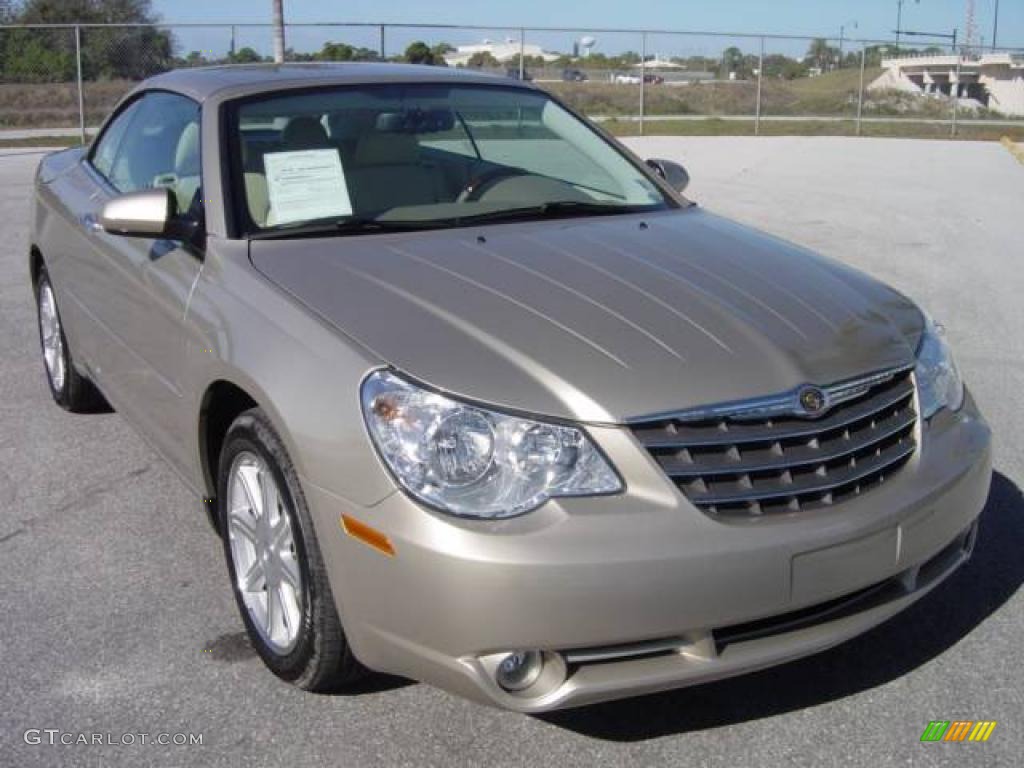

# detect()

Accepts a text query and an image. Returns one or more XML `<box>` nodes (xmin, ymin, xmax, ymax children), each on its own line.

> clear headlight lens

<box><xmin>915</xmin><ymin>316</ymin><xmax>964</xmax><ymax>419</ymax></box>
<box><xmin>361</xmin><ymin>371</ymin><xmax>622</xmax><ymax>518</ymax></box>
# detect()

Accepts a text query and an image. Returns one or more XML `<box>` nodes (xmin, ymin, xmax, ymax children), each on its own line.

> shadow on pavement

<box><xmin>330</xmin><ymin>673</ymin><xmax>414</xmax><ymax>696</ymax></box>
<box><xmin>540</xmin><ymin>470</ymin><xmax>1023</xmax><ymax>741</ymax></box>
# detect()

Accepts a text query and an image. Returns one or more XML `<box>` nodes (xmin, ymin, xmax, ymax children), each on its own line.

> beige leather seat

<box><xmin>240</xmin><ymin>133</ymin><xmax>271</xmax><ymax>226</ymax></box>
<box><xmin>347</xmin><ymin>132</ymin><xmax>443</xmax><ymax>212</ymax></box>
<box><xmin>281</xmin><ymin>116</ymin><xmax>331</xmax><ymax>149</ymax></box>
<box><xmin>326</xmin><ymin>109</ymin><xmax>377</xmax><ymax>163</ymax></box>
<box><xmin>245</xmin><ymin>172</ymin><xmax>270</xmax><ymax>227</ymax></box>
<box><xmin>172</xmin><ymin>121</ymin><xmax>201</xmax><ymax>215</ymax></box>
<box><xmin>245</xmin><ymin>117</ymin><xmax>337</xmax><ymax>227</ymax></box>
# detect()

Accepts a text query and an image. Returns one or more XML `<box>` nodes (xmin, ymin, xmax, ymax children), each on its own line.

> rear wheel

<box><xmin>35</xmin><ymin>267</ymin><xmax>103</xmax><ymax>412</ymax></box>
<box><xmin>218</xmin><ymin>408</ymin><xmax>366</xmax><ymax>690</ymax></box>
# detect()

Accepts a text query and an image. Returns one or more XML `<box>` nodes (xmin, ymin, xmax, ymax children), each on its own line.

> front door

<box><xmin>71</xmin><ymin>90</ymin><xmax>205</xmax><ymax>476</ymax></box>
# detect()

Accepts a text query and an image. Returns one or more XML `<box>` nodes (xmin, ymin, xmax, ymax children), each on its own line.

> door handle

<box><xmin>80</xmin><ymin>213</ymin><xmax>104</xmax><ymax>233</ymax></box>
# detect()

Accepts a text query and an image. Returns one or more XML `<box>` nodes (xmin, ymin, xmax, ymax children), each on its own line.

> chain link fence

<box><xmin>1</xmin><ymin>21</ymin><xmax>1022</xmax><ymax>142</ymax></box>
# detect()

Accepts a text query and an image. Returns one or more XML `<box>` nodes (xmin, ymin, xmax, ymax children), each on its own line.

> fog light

<box><xmin>495</xmin><ymin>650</ymin><xmax>543</xmax><ymax>692</ymax></box>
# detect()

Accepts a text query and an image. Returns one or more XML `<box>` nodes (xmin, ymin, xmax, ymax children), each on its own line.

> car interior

<box><xmin>97</xmin><ymin>103</ymin><xmax>203</xmax><ymax>219</ymax></box>
<box><xmin>239</xmin><ymin>106</ymin><xmax>600</xmax><ymax>229</ymax></box>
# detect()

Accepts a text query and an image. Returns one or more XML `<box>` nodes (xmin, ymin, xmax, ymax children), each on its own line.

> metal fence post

<box><xmin>519</xmin><ymin>28</ymin><xmax>525</xmax><ymax>80</ymax></box>
<box><xmin>379</xmin><ymin>24</ymin><xmax>385</xmax><ymax>60</ymax></box>
<box><xmin>755</xmin><ymin>36</ymin><xmax>764</xmax><ymax>136</ymax></box>
<box><xmin>74</xmin><ymin>24</ymin><xmax>86</xmax><ymax>145</ymax></box>
<box><xmin>639</xmin><ymin>32</ymin><xmax>646</xmax><ymax>136</ymax></box>
<box><xmin>856</xmin><ymin>46</ymin><xmax>866</xmax><ymax>136</ymax></box>
<box><xmin>951</xmin><ymin>52</ymin><xmax>961</xmax><ymax>137</ymax></box>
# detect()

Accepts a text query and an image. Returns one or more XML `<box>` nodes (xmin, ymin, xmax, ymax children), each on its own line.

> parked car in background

<box><xmin>561</xmin><ymin>68</ymin><xmax>587</xmax><ymax>82</ymax></box>
<box><xmin>643</xmin><ymin>73</ymin><xmax>665</xmax><ymax>84</ymax></box>
<box><xmin>613</xmin><ymin>72</ymin><xmax>641</xmax><ymax>84</ymax></box>
<box><xmin>505</xmin><ymin>68</ymin><xmax>533</xmax><ymax>81</ymax></box>
<box><xmin>31</xmin><ymin>63</ymin><xmax>991</xmax><ymax>713</ymax></box>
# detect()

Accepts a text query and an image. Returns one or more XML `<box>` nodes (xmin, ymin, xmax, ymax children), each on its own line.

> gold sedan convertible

<box><xmin>30</xmin><ymin>63</ymin><xmax>991</xmax><ymax>711</ymax></box>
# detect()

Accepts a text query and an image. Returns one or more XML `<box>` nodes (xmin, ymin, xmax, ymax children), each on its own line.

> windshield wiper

<box><xmin>248</xmin><ymin>216</ymin><xmax>444</xmax><ymax>241</ymax></box>
<box><xmin>248</xmin><ymin>202</ymin><xmax>655</xmax><ymax>240</ymax></box>
<box><xmin>449</xmin><ymin>201</ymin><xmax>654</xmax><ymax>226</ymax></box>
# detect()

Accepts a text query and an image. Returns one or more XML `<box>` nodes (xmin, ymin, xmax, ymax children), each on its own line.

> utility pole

<box><xmin>639</xmin><ymin>32</ymin><xmax>646</xmax><ymax>136</ymax></box>
<box><xmin>75</xmin><ymin>25</ymin><xmax>85</xmax><ymax>145</ymax></box>
<box><xmin>992</xmin><ymin>0</ymin><xmax>1000</xmax><ymax>50</ymax></box>
<box><xmin>965</xmin><ymin>0</ymin><xmax>977</xmax><ymax>53</ymax></box>
<box><xmin>856</xmin><ymin>46</ymin><xmax>866</xmax><ymax>136</ymax></box>
<box><xmin>272</xmin><ymin>0</ymin><xmax>286</xmax><ymax>64</ymax></box>
<box><xmin>755</xmin><ymin>37</ymin><xmax>763</xmax><ymax>136</ymax></box>
<box><xmin>839</xmin><ymin>20</ymin><xmax>857</xmax><ymax>67</ymax></box>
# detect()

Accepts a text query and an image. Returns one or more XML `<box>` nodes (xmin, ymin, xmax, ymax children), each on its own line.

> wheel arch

<box><xmin>29</xmin><ymin>245</ymin><xmax>44</xmax><ymax>288</ymax></box>
<box><xmin>198</xmin><ymin>379</ymin><xmax>259</xmax><ymax>533</ymax></box>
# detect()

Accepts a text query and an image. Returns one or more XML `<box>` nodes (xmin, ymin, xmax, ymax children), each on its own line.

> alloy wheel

<box><xmin>226</xmin><ymin>451</ymin><xmax>305</xmax><ymax>654</ymax></box>
<box><xmin>38</xmin><ymin>281</ymin><xmax>65</xmax><ymax>393</ymax></box>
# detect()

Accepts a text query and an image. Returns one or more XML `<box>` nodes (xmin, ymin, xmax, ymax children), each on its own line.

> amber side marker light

<box><xmin>340</xmin><ymin>514</ymin><xmax>396</xmax><ymax>557</ymax></box>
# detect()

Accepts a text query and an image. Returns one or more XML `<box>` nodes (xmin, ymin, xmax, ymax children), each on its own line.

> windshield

<box><xmin>230</xmin><ymin>83</ymin><xmax>670</xmax><ymax>236</ymax></box>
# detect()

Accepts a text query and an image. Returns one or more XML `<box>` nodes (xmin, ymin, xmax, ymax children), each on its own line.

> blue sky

<box><xmin>152</xmin><ymin>1</ymin><xmax>1024</xmax><ymax>58</ymax></box>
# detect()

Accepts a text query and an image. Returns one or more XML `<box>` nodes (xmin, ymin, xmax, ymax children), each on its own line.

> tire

<box><xmin>35</xmin><ymin>266</ymin><xmax>104</xmax><ymax>413</ymax></box>
<box><xmin>217</xmin><ymin>407</ymin><xmax>366</xmax><ymax>691</ymax></box>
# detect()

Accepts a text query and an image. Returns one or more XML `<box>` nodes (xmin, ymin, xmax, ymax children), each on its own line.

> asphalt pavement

<box><xmin>1</xmin><ymin>137</ymin><xmax>1021</xmax><ymax>767</ymax></box>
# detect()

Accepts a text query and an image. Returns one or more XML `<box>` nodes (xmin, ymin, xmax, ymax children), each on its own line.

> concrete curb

<box><xmin>1001</xmin><ymin>136</ymin><xmax>1024</xmax><ymax>166</ymax></box>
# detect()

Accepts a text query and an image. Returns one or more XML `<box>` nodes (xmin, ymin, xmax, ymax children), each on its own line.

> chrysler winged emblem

<box><xmin>798</xmin><ymin>386</ymin><xmax>829</xmax><ymax>417</ymax></box>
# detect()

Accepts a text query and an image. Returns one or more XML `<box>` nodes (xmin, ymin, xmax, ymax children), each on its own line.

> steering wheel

<box><xmin>455</xmin><ymin>167</ymin><xmax>529</xmax><ymax>203</ymax></box>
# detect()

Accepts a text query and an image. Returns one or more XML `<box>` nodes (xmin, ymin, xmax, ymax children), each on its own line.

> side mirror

<box><xmin>646</xmin><ymin>158</ymin><xmax>690</xmax><ymax>194</ymax></box>
<box><xmin>98</xmin><ymin>187</ymin><xmax>198</xmax><ymax>241</ymax></box>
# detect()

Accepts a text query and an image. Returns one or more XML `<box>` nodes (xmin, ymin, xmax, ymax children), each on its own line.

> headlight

<box><xmin>915</xmin><ymin>316</ymin><xmax>964</xmax><ymax>419</ymax></box>
<box><xmin>361</xmin><ymin>370</ymin><xmax>622</xmax><ymax>518</ymax></box>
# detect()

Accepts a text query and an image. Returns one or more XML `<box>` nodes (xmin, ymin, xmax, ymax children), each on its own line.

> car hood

<box><xmin>249</xmin><ymin>208</ymin><xmax>923</xmax><ymax>423</ymax></box>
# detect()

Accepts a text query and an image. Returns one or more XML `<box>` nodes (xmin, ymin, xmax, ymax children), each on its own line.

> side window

<box><xmin>90</xmin><ymin>99</ymin><xmax>142</xmax><ymax>181</ymax></box>
<box><xmin>95</xmin><ymin>92</ymin><xmax>202</xmax><ymax>216</ymax></box>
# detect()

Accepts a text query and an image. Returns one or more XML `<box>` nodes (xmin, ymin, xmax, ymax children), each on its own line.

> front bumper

<box><xmin>305</xmin><ymin>393</ymin><xmax>991</xmax><ymax>712</ymax></box>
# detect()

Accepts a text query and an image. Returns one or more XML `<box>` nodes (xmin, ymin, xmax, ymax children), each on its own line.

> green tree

<box><xmin>466</xmin><ymin>51</ymin><xmax>500</xmax><ymax>68</ymax></box>
<box><xmin>430</xmin><ymin>42</ymin><xmax>454</xmax><ymax>60</ymax></box>
<box><xmin>863</xmin><ymin>45</ymin><xmax>892</xmax><ymax>67</ymax></box>
<box><xmin>806</xmin><ymin>37</ymin><xmax>840</xmax><ymax>72</ymax></box>
<box><xmin>404</xmin><ymin>41</ymin><xmax>440</xmax><ymax>66</ymax></box>
<box><xmin>230</xmin><ymin>46</ymin><xmax>264</xmax><ymax>64</ymax></box>
<box><xmin>285</xmin><ymin>48</ymin><xmax>316</xmax><ymax>62</ymax></box>
<box><xmin>762</xmin><ymin>53</ymin><xmax>807</xmax><ymax>80</ymax></box>
<box><xmin>1</xmin><ymin>31</ymin><xmax>76</xmax><ymax>81</ymax></box>
<box><xmin>320</xmin><ymin>42</ymin><xmax>356</xmax><ymax>61</ymax></box>
<box><xmin>182</xmin><ymin>50</ymin><xmax>210</xmax><ymax>67</ymax></box>
<box><xmin>3</xmin><ymin>0</ymin><xmax>173</xmax><ymax>81</ymax></box>
<box><xmin>318</xmin><ymin>42</ymin><xmax>379</xmax><ymax>62</ymax></box>
<box><xmin>721</xmin><ymin>46</ymin><xmax>744</xmax><ymax>77</ymax></box>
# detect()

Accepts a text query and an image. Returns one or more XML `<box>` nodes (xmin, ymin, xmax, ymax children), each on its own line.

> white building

<box><xmin>871</xmin><ymin>53</ymin><xmax>1024</xmax><ymax>116</ymax></box>
<box><xmin>443</xmin><ymin>38</ymin><xmax>560</xmax><ymax>68</ymax></box>
<box><xmin>631</xmin><ymin>57</ymin><xmax>684</xmax><ymax>70</ymax></box>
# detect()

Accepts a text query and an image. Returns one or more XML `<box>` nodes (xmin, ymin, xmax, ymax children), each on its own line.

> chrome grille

<box><xmin>630</xmin><ymin>368</ymin><xmax>917</xmax><ymax>518</ymax></box>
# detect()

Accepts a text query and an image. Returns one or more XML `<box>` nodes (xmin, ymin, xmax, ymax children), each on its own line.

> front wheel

<box><xmin>35</xmin><ymin>267</ymin><xmax>103</xmax><ymax>412</ymax></box>
<box><xmin>217</xmin><ymin>408</ymin><xmax>366</xmax><ymax>691</ymax></box>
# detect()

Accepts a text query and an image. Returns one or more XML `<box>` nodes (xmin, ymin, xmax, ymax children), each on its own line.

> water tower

<box><xmin>574</xmin><ymin>36</ymin><xmax>596</xmax><ymax>59</ymax></box>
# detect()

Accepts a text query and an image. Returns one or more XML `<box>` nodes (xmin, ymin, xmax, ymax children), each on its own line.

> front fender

<box><xmin>183</xmin><ymin>238</ymin><xmax>396</xmax><ymax>510</ymax></box>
